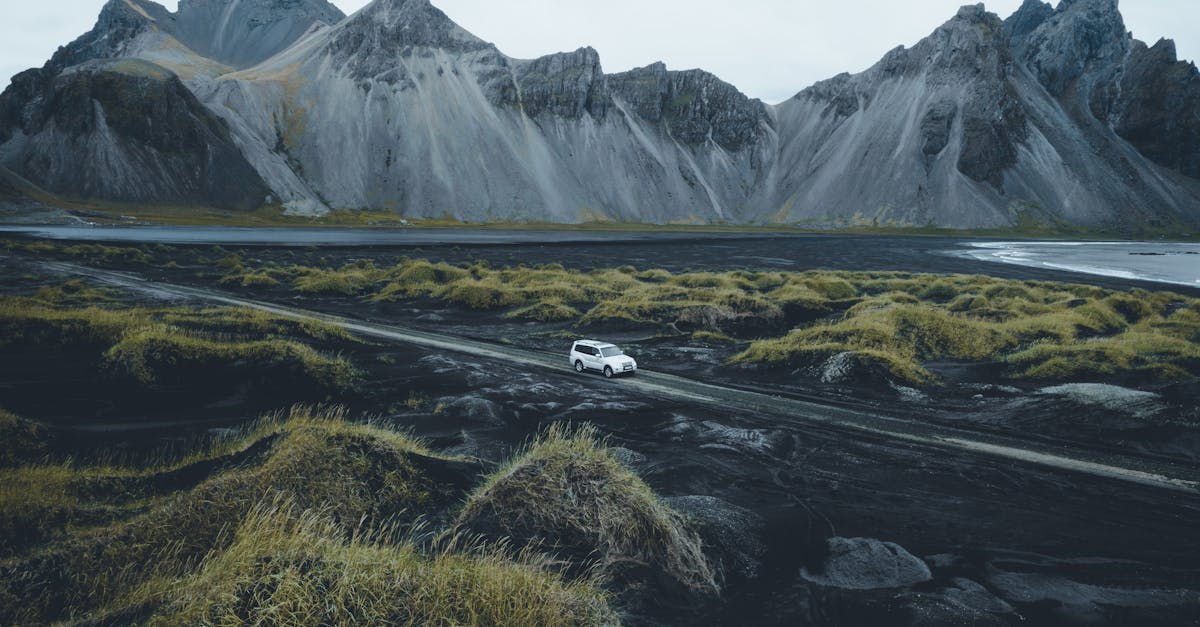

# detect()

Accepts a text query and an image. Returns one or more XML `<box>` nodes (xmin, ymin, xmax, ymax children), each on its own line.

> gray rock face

<box><xmin>43</xmin><ymin>0</ymin><xmax>342</xmax><ymax>73</ymax></box>
<box><xmin>1100</xmin><ymin>39</ymin><xmax>1200</xmax><ymax>179</ymax></box>
<box><xmin>0</xmin><ymin>0</ymin><xmax>339</xmax><ymax>212</ymax></box>
<box><xmin>0</xmin><ymin>60</ymin><xmax>269</xmax><ymax>211</ymax></box>
<box><xmin>774</xmin><ymin>6</ymin><xmax>1031</xmax><ymax>226</ymax></box>
<box><xmin>1</xmin><ymin>0</ymin><xmax>1199</xmax><ymax>228</ymax></box>
<box><xmin>609</xmin><ymin>63</ymin><xmax>771</xmax><ymax>152</ymax></box>
<box><xmin>327</xmin><ymin>0</ymin><xmax>493</xmax><ymax>81</ymax></box>
<box><xmin>44</xmin><ymin>0</ymin><xmax>170</xmax><ymax>72</ymax></box>
<box><xmin>1003</xmin><ymin>0</ymin><xmax>1055</xmax><ymax>48</ymax></box>
<box><xmin>770</xmin><ymin>0</ymin><xmax>1200</xmax><ymax>229</ymax></box>
<box><xmin>170</xmin><ymin>0</ymin><xmax>345</xmax><ymax>68</ymax></box>
<box><xmin>514</xmin><ymin>47</ymin><xmax>608</xmax><ymax>120</ymax></box>
<box><xmin>1017</xmin><ymin>0</ymin><xmax>1127</xmax><ymax>98</ymax></box>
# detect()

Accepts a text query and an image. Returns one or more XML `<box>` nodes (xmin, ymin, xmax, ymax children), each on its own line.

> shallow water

<box><xmin>959</xmin><ymin>241</ymin><xmax>1200</xmax><ymax>288</ymax></box>
<box><xmin>0</xmin><ymin>224</ymin><xmax>759</xmax><ymax>246</ymax></box>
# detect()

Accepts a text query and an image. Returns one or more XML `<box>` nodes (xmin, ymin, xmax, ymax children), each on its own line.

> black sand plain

<box><xmin>2</xmin><ymin>231</ymin><xmax>1199</xmax><ymax>625</ymax></box>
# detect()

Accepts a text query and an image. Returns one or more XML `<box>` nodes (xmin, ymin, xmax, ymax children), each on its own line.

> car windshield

<box><xmin>600</xmin><ymin>347</ymin><xmax>623</xmax><ymax>358</ymax></box>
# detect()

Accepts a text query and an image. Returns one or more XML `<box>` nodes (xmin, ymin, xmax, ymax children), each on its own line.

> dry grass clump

<box><xmin>210</xmin><ymin>255</ymin><xmax>1200</xmax><ymax>386</ymax></box>
<box><xmin>0</xmin><ymin>409</ymin><xmax>51</xmax><ymax>467</ymax></box>
<box><xmin>103</xmin><ymin>325</ymin><xmax>356</xmax><ymax>388</ymax></box>
<box><xmin>733</xmin><ymin>275</ymin><xmax>1200</xmax><ymax>384</ymax></box>
<box><xmin>0</xmin><ymin>408</ymin><xmax>620</xmax><ymax>625</ymax></box>
<box><xmin>4</xmin><ymin>240</ymin><xmax>154</xmax><ymax>265</ymax></box>
<box><xmin>294</xmin><ymin>264</ymin><xmax>387</xmax><ymax>295</ymax></box>
<box><xmin>144</xmin><ymin>504</ymin><xmax>615</xmax><ymax>626</ymax></box>
<box><xmin>457</xmin><ymin>423</ymin><xmax>718</xmax><ymax>597</ymax></box>
<box><xmin>505</xmin><ymin>300</ymin><xmax>584</xmax><ymax>322</ymax></box>
<box><xmin>0</xmin><ymin>406</ymin><xmax>505</xmax><ymax>625</ymax></box>
<box><xmin>736</xmin><ymin>302</ymin><xmax>1007</xmax><ymax>382</ymax></box>
<box><xmin>0</xmin><ymin>291</ymin><xmax>358</xmax><ymax>390</ymax></box>
<box><xmin>692</xmin><ymin>330</ymin><xmax>735</xmax><ymax>343</ymax></box>
<box><xmin>219</xmin><ymin>269</ymin><xmax>285</xmax><ymax>288</ymax></box>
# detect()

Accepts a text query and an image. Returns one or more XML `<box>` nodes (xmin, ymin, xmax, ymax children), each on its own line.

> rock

<box><xmin>890</xmin><ymin>382</ymin><xmax>931</xmax><ymax>403</ymax></box>
<box><xmin>819</xmin><ymin>351</ymin><xmax>857</xmax><ymax>384</ymax></box>
<box><xmin>0</xmin><ymin>60</ymin><xmax>270</xmax><ymax>212</ymax></box>
<box><xmin>1015</xmin><ymin>0</ymin><xmax>1127</xmax><ymax>97</ymax></box>
<box><xmin>611</xmin><ymin>446</ymin><xmax>647</xmax><ymax>469</ymax></box>
<box><xmin>170</xmin><ymin>0</ymin><xmax>346</xmax><ymax>68</ymax></box>
<box><xmin>1102</xmin><ymin>38</ymin><xmax>1200</xmax><ymax>179</ymax></box>
<box><xmin>514</xmin><ymin>47</ymin><xmax>608</xmax><ymax>120</ymax></box>
<box><xmin>697</xmin><ymin>421</ymin><xmax>787</xmax><ymax>455</ymax></box>
<box><xmin>436</xmin><ymin>396</ymin><xmax>503</xmax><ymax>425</ymax></box>
<box><xmin>608</xmin><ymin>62</ymin><xmax>770</xmax><ymax>152</ymax></box>
<box><xmin>1003</xmin><ymin>0</ymin><xmax>1055</xmax><ymax>48</ymax></box>
<box><xmin>664</xmin><ymin>495</ymin><xmax>767</xmax><ymax>582</ymax></box>
<box><xmin>899</xmin><ymin>578</ymin><xmax>1015</xmax><ymax>626</ymax></box>
<box><xmin>801</xmin><ymin>537</ymin><xmax>932</xmax><ymax>590</ymax></box>
<box><xmin>1037</xmin><ymin>383</ymin><xmax>1164</xmax><ymax>419</ymax></box>
<box><xmin>939</xmin><ymin>577</ymin><xmax>1014</xmax><ymax>615</ymax></box>
<box><xmin>988</xmin><ymin>567</ymin><xmax>1200</xmax><ymax>623</ymax></box>
<box><xmin>920</xmin><ymin>100</ymin><xmax>957</xmax><ymax>157</ymax></box>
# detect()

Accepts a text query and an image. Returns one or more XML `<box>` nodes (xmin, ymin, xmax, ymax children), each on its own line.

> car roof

<box><xmin>575</xmin><ymin>339</ymin><xmax>616</xmax><ymax>348</ymax></box>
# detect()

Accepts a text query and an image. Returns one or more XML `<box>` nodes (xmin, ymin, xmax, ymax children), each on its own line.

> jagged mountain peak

<box><xmin>1017</xmin><ymin>0</ymin><xmax>1128</xmax><ymax>96</ymax></box>
<box><xmin>345</xmin><ymin>0</ymin><xmax>479</xmax><ymax>42</ymax></box>
<box><xmin>43</xmin><ymin>0</ymin><xmax>170</xmax><ymax>72</ymax></box>
<box><xmin>954</xmin><ymin>3</ymin><xmax>989</xmax><ymax>21</ymax></box>
<box><xmin>1004</xmin><ymin>0</ymin><xmax>1055</xmax><ymax>46</ymax></box>
<box><xmin>33</xmin><ymin>0</ymin><xmax>345</xmax><ymax>74</ymax></box>
<box><xmin>513</xmin><ymin>47</ymin><xmax>608</xmax><ymax>120</ymax></box>
<box><xmin>609</xmin><ymin>62</ymin><xmax>769</xmax><ymax>152</ymax></box>
<box><xmin>3</xmin><ymin>0</ymin><xmax>1200</xmax><ymax>228</ymax></box>
<box><xmin>169</xmin><ymin>0</ymin><xmax>346</xmax><ymax>67</ymax></box>
<box><xmin>1057</xmin><ymin>0</ymin><xmax>1120</xmax><ymax>13</ymax></box>
<box><xmin>326</xmin><ymin>0</ymin><xmax>492</xmax><ymax>77</ymax></box>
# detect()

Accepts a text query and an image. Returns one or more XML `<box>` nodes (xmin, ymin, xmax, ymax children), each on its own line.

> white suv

<box><xmin>569</xmin><ymin>340</ymin><xmax>637</xmax><ymax>378</ymax></box>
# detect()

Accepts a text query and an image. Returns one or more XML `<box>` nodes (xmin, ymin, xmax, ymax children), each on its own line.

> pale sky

<box><xmin>2</xmin><ymin>1</ymin><xmax>1196</xmax><ymax>104</ymax></box>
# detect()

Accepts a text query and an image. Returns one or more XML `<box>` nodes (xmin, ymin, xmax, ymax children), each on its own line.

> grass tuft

<box><xmin>0</xmin><ymin>292</ymin><xmax>358</xmax><ymax>390</ymax></box>
<box><xmin>457</xmin><ymin>423</ymin><xmax>718</xmax><ymax>596</ymax></box>
<box><xmin>147</xmin><ymin>503</ymin><xmax>616</xmax><ymax>626</ymax></box>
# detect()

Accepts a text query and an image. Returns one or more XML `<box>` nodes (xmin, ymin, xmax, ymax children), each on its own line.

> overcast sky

<box><xmin>2</xmin><ymin>0</ymin><xmax>1196</xmax><ymax>104</ymax></box>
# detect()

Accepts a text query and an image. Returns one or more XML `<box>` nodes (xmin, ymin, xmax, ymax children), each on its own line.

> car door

<box><xmin>584</xmin><ymin>346</ymin><xmax>601</xmax><ymax>370</ymax></box>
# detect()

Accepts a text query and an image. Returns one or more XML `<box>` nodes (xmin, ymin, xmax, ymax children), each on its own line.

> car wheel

<box><xmin>604</xmin><ymin>366</ymin><xmax>614</xmax><ymax>378</ymax></box>
<box><xmin>575</xmin><ymin>360</ymin><xmax>584</xmax><ymax>373</ymax></box>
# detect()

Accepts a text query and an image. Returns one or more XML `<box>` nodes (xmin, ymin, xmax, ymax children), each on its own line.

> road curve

<box><xmin>46</xmin><ymin>261</ymin><xmax>1200</xmax><ymax>495</ymax></box>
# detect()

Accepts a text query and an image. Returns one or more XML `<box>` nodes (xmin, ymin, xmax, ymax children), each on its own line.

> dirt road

<box><xmin>47</xmin><ymin>261</ymin><xmax>1200</xmax><ymax>496</ymax></box>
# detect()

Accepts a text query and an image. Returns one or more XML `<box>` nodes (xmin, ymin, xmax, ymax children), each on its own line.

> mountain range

<box><xmin>1</xmin><ymin>0</ymin><xmax>1198</xmax><ymax>230</ymax></box>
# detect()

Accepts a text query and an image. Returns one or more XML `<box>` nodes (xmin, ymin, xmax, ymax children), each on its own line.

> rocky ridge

<box><xmin>0</xmin><ymin>0</ymin><xmax>1198</xmax><ymax>228</ymax></box>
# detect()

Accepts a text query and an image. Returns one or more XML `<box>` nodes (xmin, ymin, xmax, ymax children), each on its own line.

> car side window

<box><xmin>581</xmin><ymin>346</ymin><xmax>595</xmax><ymax>356</ymax></box>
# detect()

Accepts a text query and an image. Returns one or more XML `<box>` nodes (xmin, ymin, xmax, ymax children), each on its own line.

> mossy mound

<box><xmin>0</xmin><ymin>409</ymin><xmax>51</xmax><ymax>467</ymax></box>
<box><xmin>141</xmin><ymin>504</ymin><xmax>616</xmax><ymax>626</ymax></box>
<box><xmin>2</xmin><ymin>409</ymin><xmax>715</xmax><ymax>624</ymax></box>
<box><xmin>0</xmin><ymin>406</ymin><xmax>510</xmax><ymax>624</ymax></box>
<box><xmin>0</xmin><ymin>290</ymin><xmax>359</xmax><ymax>391</ymax></box>
<box><xmin>456</xmin><ymin>424</ymin><xmax>718</xmax><ymax>601</ymax></box>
